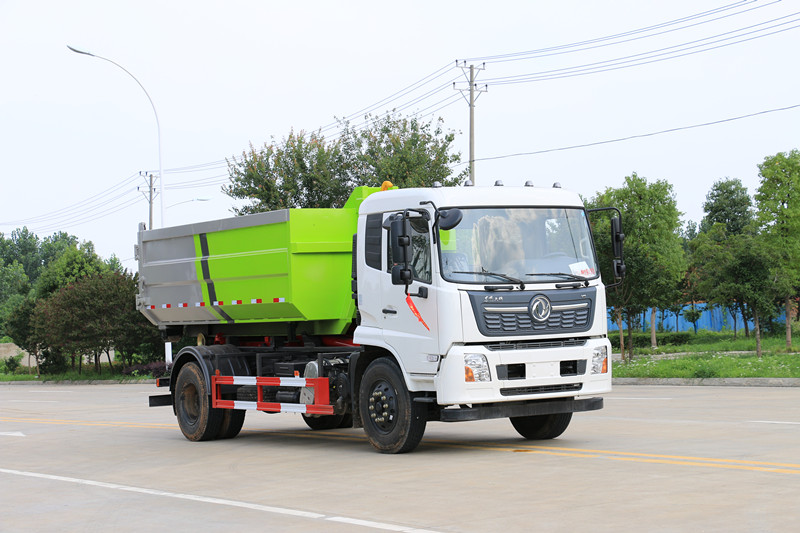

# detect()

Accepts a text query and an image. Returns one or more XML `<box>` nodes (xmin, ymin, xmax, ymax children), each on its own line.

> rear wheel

<box><xmin>175</xmin><ymin>362</ymin><xmax>223</xmax><ymax>441</ymax></box>
<box><xmin>510</xmin><ymin>412</ymin><xmax>572</xmax><ymax>440</ymax></box>
<box><xmin>217</xmin><ymin>409</ymin><xmax>246</xmax><ymax>439</ymax></box>
<box><xmin>359</xmin><ymin>359</ymin><xmax>426</xmax><ymax>454</ymax></box>
<box><xmin>302</xmin><ymin>413</ymin><xmax>344</xmax><ymax>430</ymax></box>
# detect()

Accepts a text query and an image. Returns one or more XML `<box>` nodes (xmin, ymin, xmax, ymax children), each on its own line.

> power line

<box><xmin>461</xmin><ymin>103</ymin><xmax>800</xmax><ymax>165</ymax></box>
<box><xmin>465</xmin><ymin>0</ymin><xmax>774</xmax><ymax>64</ymax></box>
<box><xmin>481</xmin><ymin>12</ymin><xmax>800</xmax><ymax>85</ymax></box>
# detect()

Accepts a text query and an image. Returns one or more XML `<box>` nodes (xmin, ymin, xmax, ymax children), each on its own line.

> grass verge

<box><xmin>613</xmin><ymin>352</ymin><xmax>800</xmax><ymax>379</ymax></box>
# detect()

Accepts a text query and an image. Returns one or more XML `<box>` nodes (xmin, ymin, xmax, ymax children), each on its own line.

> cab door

<box><xmin>380</xmin><ymin>213</ymin><xmax>440</xmax><ymax>376</ymax></box>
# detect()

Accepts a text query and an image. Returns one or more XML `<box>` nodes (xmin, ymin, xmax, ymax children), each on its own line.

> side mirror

<box><xmin>611</xmin><ymin>216</ymin><xmax>624</xmax><ymax>259</ymax></box>
<box><xmin>610</xmin><ymin>216</ymin><xmax>625</xmax><ymax>280</ymax></box>
<box><xmin>438</xmin><ymin>208</ymin><xmax>463</xmax><ymax>231</ymax></box>
<box><xmin>389</xmin><ymin>217</ymin><xmax>413</xmax><ymax>286</ymax></box>
<box><xmin>613</xmin><ymin>259</ymin><xmax>626</xmax><ymax>280</ymax></box>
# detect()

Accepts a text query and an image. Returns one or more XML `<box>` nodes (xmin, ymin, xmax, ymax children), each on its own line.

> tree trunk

<box><xmin>650</xmin><ymin>307</ymin><xmax>658</xmax><ymax>349</ymax></box>
<box><xmin>753</xmin><ymin>307</ymin><xmax>762</xmax><ymax>358</ymax></box>
<box><xmin>730</xmin><ymin>307</ymin><xmax>737</xmax><ymax>340</ymax></box>
<box><xmin>616</xmin><ymin>311</ymin><xmax>625</xmax><ymax>362</ymax></box>
<box><xmin>78</xmin><ymin>353</ymin><xmax>82</xmax><ymax>375</ymax></box>
<box><xmin>786</xmin><ymin>295</ymin><xmax>793</xmax><ymax>352</ymax></box>
<box><xmin>626</xmin><ymin>313</ymin><xmax>634</xmax><ymax>361</ymax></box>
<box><xmin>105</xmin><ymin>349</ymin><xmax>115</xmax><ymax>372</ymax></box>
<box><xmin>740</xmin><ymin>302</ymin><xmax>750</xmax><ymax>338</ymax></box>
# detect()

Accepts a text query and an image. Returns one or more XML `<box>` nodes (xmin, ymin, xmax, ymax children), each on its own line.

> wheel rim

<box><xmin>181</xmin><ymin>383</ymin><xmax>200</xmax><ymax>424</ymax></box>
<box><xmin>366</xmin><ymin>379</ymin><xmax>397</xmax><ymax>433</ymax></box>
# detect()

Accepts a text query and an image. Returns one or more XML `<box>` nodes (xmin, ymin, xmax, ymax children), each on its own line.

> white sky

<box><xmin>1</xmin><ymin>0</ymin><xmax>798</xmax><ymax>270</ymax></box>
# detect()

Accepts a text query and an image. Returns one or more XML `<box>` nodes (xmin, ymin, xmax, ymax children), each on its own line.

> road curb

<box><xmin>613</xmin><ymin>377</ymin><xmax>800</xmax><ymax>387</ymax></box>
<box><xmin>0</xmin><ymin>379</ymin><xmax>156</xmax><ymax>386</ymax></box>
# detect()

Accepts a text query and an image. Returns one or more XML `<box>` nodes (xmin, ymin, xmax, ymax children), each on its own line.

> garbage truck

<box><xmin>140</xmin><ymin>181</ymin><xmax>625</xmax><ymax>453</ymax></box>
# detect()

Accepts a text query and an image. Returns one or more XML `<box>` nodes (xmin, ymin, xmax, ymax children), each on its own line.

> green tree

<box><xmin>0</xmin><ymin>261</ymin><xmax>30</xmax><ymax>337</ymax></box>
<box><xmin>699</xmin><ymin>178</ymin><xmax>754</xmax><ymax>235</ymax></box>
<box><xmin>224</xmin><ymin>130</ymin><xmax>352</xmax><ymax>214</ymax></box>
<box><xmin>223</xmin><ymin>112</ymin><xmax>467</xmax><ymax>213</ymax></box>
<box><xmin>587</xmin><ymin>173</ymin><xmax>685</xmax><ymax>359</ymax></box>
<box><xmin>34</xmin><ymin>243</ymin><xmax>107</xmax><ymax>299</ymax></box>
<box><xmin>4</xmin><ymin>296</ymin><xmax>39</xmax><ymax>373</ymax></box>
<box><xmin>338</xmin><ymin>113</ymin><xmax>468</xmax><ymax>189</ymax></box>
<box><xmin>1</xmin><ymin>228</ymin><xmax>41</xmax><ymax>283</ymax></box>
<box><xmin>755</xmin><ymin>149</ymin><xmax>800</xmax><ymax>351</ymax></box>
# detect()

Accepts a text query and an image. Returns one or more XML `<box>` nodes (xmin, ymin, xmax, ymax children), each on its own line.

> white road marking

<box><xmin>750</xmin><ymin>421</ymin><xmax>800</xmax><ymax>425</ymax></box>
<box><xmin>0</xmin><ymin>432</ymin><xmax>26</xmax><ymax>437</ymax></box>
<box><xmin>28</xmin><ymin>390</ymin><xmax>73</xmax><ymax>394</ymax></box>
<box><xmin>9</xmin><ymin>400</ymin><xmax>58</xmax><ymax>403</ymax></box>
<box><xmin>0</xmin><ymin>468</ymin><xmax>437</xmax><ymax>532</ymax></box>
<box><xmin>608</xmin><ymin>397</ymin><xmax>673</xmax><ymax>400</ymax></box>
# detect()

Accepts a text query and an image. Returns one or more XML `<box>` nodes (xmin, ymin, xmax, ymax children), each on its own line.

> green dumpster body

<box><xmin>137</xmin><ymin>186</ymin><xmax>381</xmax><ymax>336</ymax></box>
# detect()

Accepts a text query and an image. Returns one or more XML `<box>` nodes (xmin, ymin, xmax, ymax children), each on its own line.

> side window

<box><xmin>387</xmin><ymin>215</ymin><xmax>432</xmax><ymax>284</ymax></box>
<box><xmin>364</xmin><ymin>213</ymin><xmax>383</xmax><ymax>270</ymax></box>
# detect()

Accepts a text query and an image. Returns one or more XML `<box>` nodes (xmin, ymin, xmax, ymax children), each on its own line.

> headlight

<box><xmin>464</xmin><ymin>353</ymin><xmax>491</xmax><ymax>382</ymax></box>
<box><xmin>592</xmin><ymin>346</ymin><xmax>609</xmax><ymax>374</ymax></box>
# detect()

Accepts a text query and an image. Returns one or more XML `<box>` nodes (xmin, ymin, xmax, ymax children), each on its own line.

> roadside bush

<box><xmin>38</xmin><ymin>350</ymin><xmax>68</xmax><ymax>374</ymax></box>
<box><xmin>3</xmin><ymin>354</ymin><xmax>22</xmax><ymax>374</ymax></box>
<box><xmin>121</xmin><ymin>361</ymin><xmax>170</xmax><ymax>379</ymax></box>
<box><xmin>609</xmin><ymin>331</ymin><xmax>692</xmax><ymax>349</ymax></box>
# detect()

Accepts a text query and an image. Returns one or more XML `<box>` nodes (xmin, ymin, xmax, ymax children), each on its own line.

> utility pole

<box><xmin>138</xmin><ymin>172</ymin><xmax>158</xmax><ymax>229</ymax></box>
<box><xmin>454</xmin><ymin>61</ymin><xmax>487</xmax><ymax>185</ymax></box>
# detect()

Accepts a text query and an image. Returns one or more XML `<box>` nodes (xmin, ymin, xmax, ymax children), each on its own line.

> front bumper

<box><xmin>434</xmin><ymin>337</ymin><xmax>612</xmax><ymax>405</ymax></box>
<box><xmin>436</xmin><ymin>396</ymin><xmax>603</xmax><ymax>422</ymax></box>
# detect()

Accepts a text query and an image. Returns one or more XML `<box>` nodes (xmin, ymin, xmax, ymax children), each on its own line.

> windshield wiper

<box><xmin>453</xmin><ymin>269</ymin><xmax>525</xmax><ymax>290</ymax></box>
<box><xmin>526</xmin><ymin>272</ymin><xmax>589</xmax><ymax>283</ymax></box>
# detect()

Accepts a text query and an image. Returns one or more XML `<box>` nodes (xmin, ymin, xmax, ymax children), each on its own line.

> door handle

<box><xmin>382</xmin><ymin>308</ymin><xmax>397</xmax><ymax>315</ymax></box>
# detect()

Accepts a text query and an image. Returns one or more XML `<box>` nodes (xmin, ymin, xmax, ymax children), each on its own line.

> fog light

<box><xmin>464</xmin><ymin>353</ymin><xmax>491</xmax><ymax>382</ymax></box>
<box><xmin>592</xmin><ymin>346</ymin><xmax>609</xmax><ymax>374</ymax></box>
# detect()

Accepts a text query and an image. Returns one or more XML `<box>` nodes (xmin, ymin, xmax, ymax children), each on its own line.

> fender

<box><xmin>169</xmin><ymin>344</ymin><xmax>249</xmax><ymax>413</ymax></box>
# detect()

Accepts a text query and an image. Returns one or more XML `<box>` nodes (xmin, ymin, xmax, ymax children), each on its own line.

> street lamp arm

<box><xmin>67</xmin><ymin>44</ymin><xmax>165</xmax><ymax>227</ymax></box>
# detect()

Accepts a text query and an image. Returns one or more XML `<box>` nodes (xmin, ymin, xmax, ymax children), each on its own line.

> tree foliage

<box><xmin>223</xmin><ymin>112</ymin><xmax>467</xmax><ymax>213</ymax></box>
<box><xmin>699</xmin><ymin>178</ymin><xmax>753</xmax><ymax>235</ymax></box>
<box><xmin>755</xmin><ymin>149</ymin><xmax>800</xmax><ymax>350</ymax></box>
<box><xmin>587</xmin><ymin>173</ymin><xmax>685</xmax><ymax>357</ymax></box>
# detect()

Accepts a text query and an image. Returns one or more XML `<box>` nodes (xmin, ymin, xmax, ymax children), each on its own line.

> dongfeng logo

<box><xmin>529</xmin><ymin>295</ymin><xmax>552</xmax><ymax>322</ymax></box>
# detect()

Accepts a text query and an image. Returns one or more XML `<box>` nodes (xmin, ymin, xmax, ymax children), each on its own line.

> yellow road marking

<box><xmin>3</xmin><ymin>416</ymin><xmax>799</xmax><ymax>475</ymax></box>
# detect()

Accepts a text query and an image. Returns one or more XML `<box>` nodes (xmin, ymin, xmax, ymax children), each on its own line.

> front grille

<box><xmin>469</xmin><ymin>288</ymin><xmax>596</xmax><ymax>337</ymax></box>
<box><xmin>500</xmin><ymin>383</ymin><xmax>583</xmax><ymax>396</ymax></box>
<box><xmin>484</xmin><ymin>308</ymin><xmax>590</xmax><ymax>333</ymax></box>
<box><xmin>486</xmin><ymin>339</ymin><xmax>588</xmax><ymax>351</ymax></box>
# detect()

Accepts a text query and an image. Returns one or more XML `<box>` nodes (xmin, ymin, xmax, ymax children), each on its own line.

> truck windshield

<box><xmin>438</xmin><ymin>207</ymin><xmax>599</xmax><ymax>284</ymax></box>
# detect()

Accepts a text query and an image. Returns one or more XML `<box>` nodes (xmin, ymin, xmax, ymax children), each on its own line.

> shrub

<box><xmin>121</xmin><ymin>361</ymin><xmax>170</xmax><ymax>379</ymax></box>
<box><xmin>38</xmin><ymin>350</ymin><xmax>68</xmax><ymax>374</ymax></box>
<box><xmin>3</xmin><ymin>354</ymin><xmax>22</xmax><ymax>374</ymax></box>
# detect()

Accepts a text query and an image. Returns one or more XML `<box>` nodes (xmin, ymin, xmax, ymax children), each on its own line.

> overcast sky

<box><xmin>1</xmin><ymin>0</ymin><xmax>798</xmax><ymax>270</ymax></box>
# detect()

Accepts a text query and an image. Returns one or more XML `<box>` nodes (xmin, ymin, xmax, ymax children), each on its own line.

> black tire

<box><xmin>216</xmin><ymin>409</ymin><xmax>246</xmax><ymax>439</ymax></box>
<box><xmin>302</xmin><ymin>413</ymin><xmax>344</xmax><ymax>430</ymax></box>
<box><xmin>175</xmin><ymin>362</ymin><xmax>223</xmax><ymax>441</ymax></box>
<box><xmin>510</xmin><ymin>412</ymin><xmax>572</xmax><ymax>440</ymax></box>
<box><xmin>359</xmin><ymin>358</ymin><xmax>426</xmax><ymax>454</ymax></box>
<box><xmin>337</xmin><ymin>412</ymin><xmax>354</xmax><ymax>428</ymax></box>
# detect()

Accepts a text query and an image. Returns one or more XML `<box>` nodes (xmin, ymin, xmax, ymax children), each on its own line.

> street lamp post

<box><xmin>67</xmin><ymin>45</ymin><xmax>165</xmax><ymax>228</ymax></box>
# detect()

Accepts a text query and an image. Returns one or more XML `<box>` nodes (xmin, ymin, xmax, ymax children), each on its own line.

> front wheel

<box><xmin>359</xmin><ymin>358</ymin><xmax>426</xmax><ymax>454</ymax></box>
<box><xmin>510</xmin><ymin>412</ymin><xmax>572</xmax><ymax>440</ymax></box>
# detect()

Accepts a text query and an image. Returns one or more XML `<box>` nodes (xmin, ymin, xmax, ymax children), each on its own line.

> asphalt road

<box><xmin>1</xmin><ymin>383</ymin><xmax>798</xmax><ymax>532</ymax></box>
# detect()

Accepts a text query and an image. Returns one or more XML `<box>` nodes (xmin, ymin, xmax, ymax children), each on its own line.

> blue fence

<box><xmin>606</xmin><ymin>303</ymin><xmax>783</xmax><ymax>333</ymax></box>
